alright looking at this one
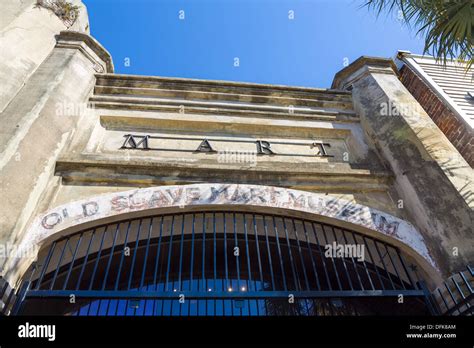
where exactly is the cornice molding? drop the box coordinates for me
[55,31,114,73]
[332,56,398,90]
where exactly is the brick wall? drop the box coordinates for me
[399,66,473,167]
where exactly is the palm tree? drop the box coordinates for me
[364,0,473,68]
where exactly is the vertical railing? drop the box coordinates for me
[431,265,473,316]
[11,211,431,316]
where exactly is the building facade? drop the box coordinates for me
[397,51,474,167]
[0,1,472,316]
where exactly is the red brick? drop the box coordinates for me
[400,66,473,167]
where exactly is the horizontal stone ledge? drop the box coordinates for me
[90,94,355,115]
[95,109,360,129]
[99,115,357,138]
[91,102,357,122]
[95,73,352,98]
[55,156,393,181]
[93,85,355,109]
[60,173,392,193]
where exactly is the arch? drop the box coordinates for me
[16,210,434,316]
[6,184,439,287]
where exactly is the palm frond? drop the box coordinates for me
[364,0,473,69]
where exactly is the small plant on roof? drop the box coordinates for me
[36,0,80,28]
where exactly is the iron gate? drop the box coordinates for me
[13,211,434,315]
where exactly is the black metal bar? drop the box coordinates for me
[114,221,132,290]
[291,218,310,291]
[128,219,143,290]
[164,215,175,291]
[223,213,229,292]
[201,213,206,292]
[101,224,120,290]
[88,226,110,313]
[104,298,112,316]
[12,263,37,315]
[252,214,264,290]
[444,282,460,315]
[212,212,217,314]
[63,233,83,290]
[139,218,154,290]
[242,214,253,289]
[373,240,396,290]
[330,227,353,290]
[36,241,57,290]
[123,134,329,147]
[49,239,70,290]
[340,229,363,290]
[262,215,276,290]
[177,214,185,291]
[77,230,96,290]
[444,293,474,316]
[302,221,321,291]
[272,216,288,291]
[232,214,243,315]
[349,232,375,290]
[189,214,196,291]
[321,224,342,290]
[451,276,467,300]
[233,213,241,290]
[394,245,416,289]
[417,281,438,316]
[437,288,450,312]
[310,222,332,290]
[25,289,427,299]
[383,243,405,290]
[153,216,165,289]
[459,271,473,294]
[362,236,385,290]
[243,214,258,314]
[450,276,471,314]
[213,213,217,290]
[282,217,299,290]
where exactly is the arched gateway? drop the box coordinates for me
[8,184,439,316]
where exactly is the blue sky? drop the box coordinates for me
[83,0,426,88]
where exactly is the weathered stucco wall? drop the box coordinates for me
[0,31,113,277]
[50,73,403,218]
[333,57,474,277]
[0,0,89,113]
